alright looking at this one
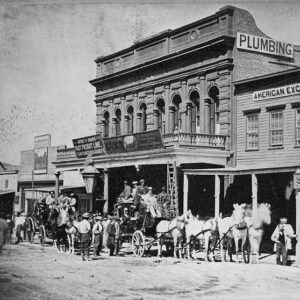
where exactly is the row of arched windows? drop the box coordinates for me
[102,87,220,137]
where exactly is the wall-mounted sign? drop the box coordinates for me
[34,134,51,149]
[73,134,105,158]
[34,147,48,174]
[237,32,294,59]
[253,83,300,101]
[104,130,164,155]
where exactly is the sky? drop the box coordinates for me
[1,0,300,165]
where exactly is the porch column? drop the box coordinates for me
[251,173,258,218]
[54,171,61,201]
[153,109,159,130]
[103,169,109,214]
[124,114,129,134]
[186,101,192,133]
[183,173,189,213]
[214,174,221,218]
[204,98,211,134]
[169,105,175,133]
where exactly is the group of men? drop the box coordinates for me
[118,179,171,219]
[76,212,120,261]
[45,191,77,214]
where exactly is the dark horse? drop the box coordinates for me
[54,206,71,252]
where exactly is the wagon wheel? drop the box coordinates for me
[132,230,145,257]
[243,238,251,264]
[27,217,35,243]
[39,225,46,246]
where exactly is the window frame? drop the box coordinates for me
[269,109,284,148]
[246,113,259,151]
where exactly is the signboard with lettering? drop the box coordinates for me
[73,135,105,158]
[104,130,164,154]
[293,172,300,190]
[34,134,51,149]
[34,147,48,174]
[237,32,294,59]
[253,83,300,101]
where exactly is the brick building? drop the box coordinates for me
[54,4,300,246]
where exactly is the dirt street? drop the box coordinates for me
[1,242,300,300]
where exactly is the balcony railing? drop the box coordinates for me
[162,132,227,149]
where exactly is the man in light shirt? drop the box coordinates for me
[78,213,91,261]
[92,216,103,257]
[142,187,160,218]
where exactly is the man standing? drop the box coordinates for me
[156,186,170,217]
[46,191,55,207]
[271,217,297,265]
[14,212,25,244]
[142,187,160,218]
[106,216,119,256]
[92,216,103,258]
[78,213,91,261]
[118,180,132,201]
[133,179,148,219]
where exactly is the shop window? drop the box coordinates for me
[190,91,200,133]
[157,98,166,134]
[246,114,259,150]
[269,110,284,147]
[296,108,300,146]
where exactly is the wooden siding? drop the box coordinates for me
[236,91,300,167]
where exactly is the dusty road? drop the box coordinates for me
[1,242,300,300]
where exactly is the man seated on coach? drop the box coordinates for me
[118,180,132,202]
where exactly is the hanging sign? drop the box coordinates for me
[237,32,294,59]
[73,134,105,158]
[253,83,300,101]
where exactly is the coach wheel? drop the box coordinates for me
[39,225,46,246]
[132,230,145,257]
[243,239,251,264]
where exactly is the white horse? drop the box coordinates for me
[65,218,80,255]
[156,216,186,258]
[245,203,271,263]
[218,203,248,262]
[183,210,218,260]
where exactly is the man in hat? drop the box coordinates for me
[92,216,103,257]
[131,181,138,199]
[157,186,170,218]
[142,187,160,218]
[105,216,119,256]
[69,193,77,214]
[118,180,132,202]
[133,179,148,219]
[78,213,91,261]
[46,191,55,207]
[271,217,297,265]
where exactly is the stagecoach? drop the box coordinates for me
[114,198,178,257]
[25,200,57,246]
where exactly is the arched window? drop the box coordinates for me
[115,108,121,136]
[156,98,165,133]
[127,106,134,134]
[208,86,220,134]
[103,111,110,137]
[140,103,147,132]
[172,94,182,132]
[189,90,200,133]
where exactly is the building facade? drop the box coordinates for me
[55,5,300,245]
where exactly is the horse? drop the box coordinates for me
[217,203,248,262]
[182,210,218,260]
[156,215,186,258]
[65,216,80,255]
[245,203,272,263]
[55,204,71,252]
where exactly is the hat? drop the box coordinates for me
[148,187,152,190]
[132,181,138,185]
[124,180,128,184]
[140,179,145,183]
[161,186,166,190]
[95,216,102,221]
[70,193,75,196]
[82,213,90,218]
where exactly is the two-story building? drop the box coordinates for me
[55,6,300,225]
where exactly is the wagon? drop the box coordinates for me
[114,200,177,257]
